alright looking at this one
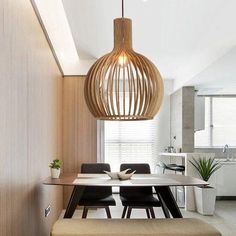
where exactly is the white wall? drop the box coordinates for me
[155,80,173,162]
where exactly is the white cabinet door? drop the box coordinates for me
[214,164,236,196]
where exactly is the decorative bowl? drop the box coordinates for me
[118,170,136,180]
[104,168,135,180]
[103,171,119,179]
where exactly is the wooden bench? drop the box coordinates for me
[51,218,221,236]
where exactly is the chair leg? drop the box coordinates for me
[150,207,156,219]
[82,207,88,218]
[146,208,151,218]
[105,207,112,218]
[121,206,127,218]
[126,207,132,218]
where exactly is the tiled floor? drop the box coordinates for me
[60,195,236,236]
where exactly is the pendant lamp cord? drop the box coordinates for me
[121,0,125,45]
[122,0,124,18]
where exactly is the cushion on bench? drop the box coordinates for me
[51,218,221,236]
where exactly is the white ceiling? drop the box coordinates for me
[62,0,236,91]
[186,46,236,93]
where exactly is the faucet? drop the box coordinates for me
[222,144,230,161]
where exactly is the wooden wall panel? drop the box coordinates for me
[0,0,63,235]
[63,76,97,207]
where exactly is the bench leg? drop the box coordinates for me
[64,186,85,218]
[105,207,112,218]
[126,207,132,218]
[121,206,127,218]
[146,208,151,218]
[155,186,182,218]
[150,207,155,219]
[82,207,88,218]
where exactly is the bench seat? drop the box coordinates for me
[51,218,221,236]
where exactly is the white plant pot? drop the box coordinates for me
[194,186,216,215]
[51,168,61,178]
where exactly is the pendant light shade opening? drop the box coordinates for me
[84,18,164,121]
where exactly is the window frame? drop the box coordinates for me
[195,96,236,148]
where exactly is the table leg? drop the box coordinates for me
[154,186,183,218]
[64,186,85,218]
[156,191,170,218]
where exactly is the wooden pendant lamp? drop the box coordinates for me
[84,0,164,120]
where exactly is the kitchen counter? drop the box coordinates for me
[215,158,236,164]
[159,152,187,157]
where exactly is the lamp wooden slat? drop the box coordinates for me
[84,18,164,121]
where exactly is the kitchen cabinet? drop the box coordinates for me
[210,162,236,196]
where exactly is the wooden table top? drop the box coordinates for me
[43,173,208,187]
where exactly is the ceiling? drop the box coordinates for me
[62,0,236,92]
[32,0,236,93]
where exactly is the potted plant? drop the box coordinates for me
[189,157,221,215]
[49,159,62,178]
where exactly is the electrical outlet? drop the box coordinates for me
[45,205,51,217]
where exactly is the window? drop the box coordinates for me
[195,97,212,147]
[104,120,158,172]
[195,97,236,147]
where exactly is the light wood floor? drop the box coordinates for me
[60,194,236,236]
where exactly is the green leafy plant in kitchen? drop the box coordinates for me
[189,157,221,182]
[49,159,62,170]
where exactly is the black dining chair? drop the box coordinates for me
[78,163,116,218]
[119,163,162,219]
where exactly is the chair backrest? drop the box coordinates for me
[120,163,152,197]
[81,163,110,174]
[81,163,112,199]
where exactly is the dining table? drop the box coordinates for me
[43,173,208,219]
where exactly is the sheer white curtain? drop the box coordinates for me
[103,119,158,172]
[97,82,172,172]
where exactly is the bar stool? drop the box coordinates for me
[157,162,185,174]
[157,161,185,206]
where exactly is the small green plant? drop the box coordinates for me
[49,159,62,169]
[189,157,221,182]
